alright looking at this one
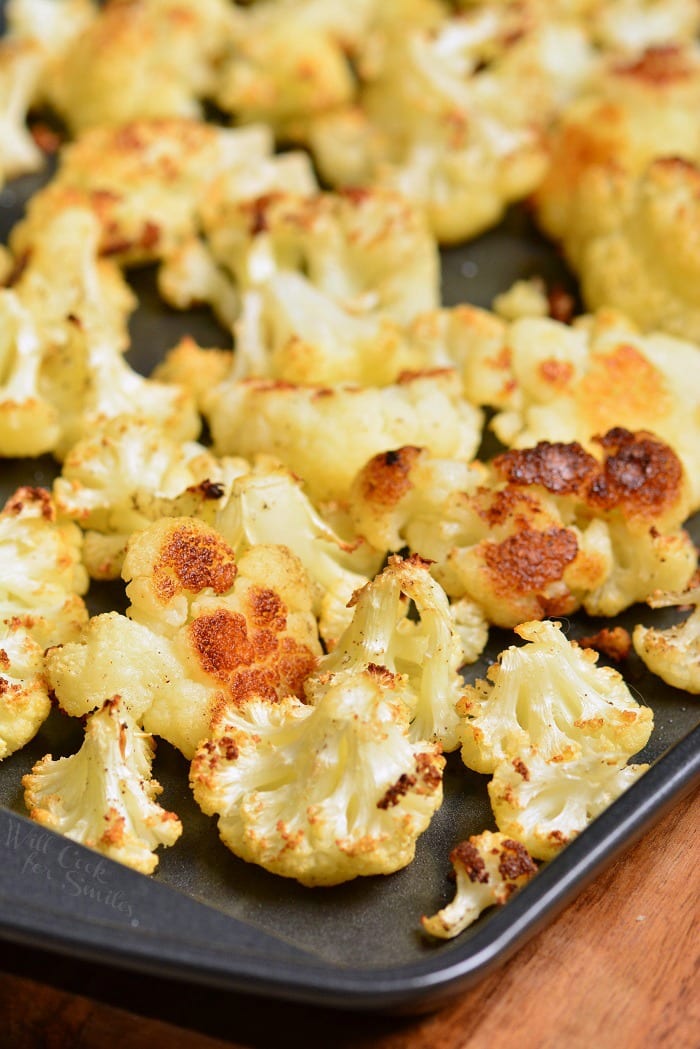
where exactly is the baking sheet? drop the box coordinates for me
[0,163,698,1012]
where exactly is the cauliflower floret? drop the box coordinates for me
[200,187,440,327]
[632,587,700,694]
[348,445,611,629]
[23,696,182,874]
[479,310,700,513]
[40,0,234,133]
[306,555,471,750]
[0,290,61,457]
[492,430,698,615]
[459,620,654,774]
[309,6,594,242]
[190,666,444,886]
[150,337,234,412]
[421,830,537,939]
[47,518,322,758]
[54,418,249,579]
[488,747,649,861]
[213,0,374,140]
[0,627,51,760]
[0,38,44,183]
[205,370,483,503]
[0,487,88,648]
[10,119,279,266]
[213,459,381,649]
[6,0,96,56]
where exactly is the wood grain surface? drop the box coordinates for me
[1,786,698,1049]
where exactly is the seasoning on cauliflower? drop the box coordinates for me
[0,486,88,648]
[53,417,249,579]
[459,619,654,774]
[213,0,374,141]
[10,118,283,267]
[48,517,321,757]
[213,458,381,649]
[38,0,234,133]
[23,696,182,874]
[306,554,471,750]
[0,627,51,760]
[488,746,649,862]
[632,586,700,694]
[421,830,537,939]
[205,370,483,503]
[190,665,444,886]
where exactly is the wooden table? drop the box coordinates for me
[1,786,698,1049]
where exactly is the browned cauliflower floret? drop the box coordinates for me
[10,118,280,267]
[47,518,322,758]
[421,830,537,939]
[0,38,44,184]
[633,586,700,694]
[0,627,51,761]
[23,696,182,874]
[40,0,234,133]
[190,665,444,886]
[533,44,700,340]
[205,370,483,504]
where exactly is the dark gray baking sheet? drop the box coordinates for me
[0,160,698,1014]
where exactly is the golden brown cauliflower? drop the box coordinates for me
[633,586,700,694]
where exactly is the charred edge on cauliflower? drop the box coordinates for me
[153,522,237,601]
[357,446,422,507]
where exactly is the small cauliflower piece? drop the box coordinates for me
[488,747,648,862]
[23,696,182,874]
[0,627,51,760]
[213,0,374,141]
[190,666,444,886]
[151,337,233,411]
[633,587,700,694]
[0,38,44,183]
[54,418,248,579]
[0,487,88,648]
[205,370,483,503]
[41,0,234,133]
[213,459,380,649]
[421,830,537,939]
[459,620,654,774]
[307,555,471,750]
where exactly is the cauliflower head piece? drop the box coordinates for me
[421,830,537,939]
[459,620,654,773]
[205,370,483,503]
[0,487,88,648]
[0,38,44,184]
[488,747,649,861]
[632,587,700,694]
[0,627,51,761]
[23,696,182,874]
[190,665,444,886]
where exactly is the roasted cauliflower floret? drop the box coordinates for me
[633,587,700,694]
[488,747,649,861]
[306,555,471,750]
[0,487,88,648]
[205,370,483,503]
[190,665,444,886]
[0,38,44,184]
[459,620,654,774]
[23,696,182,874]
[421,830,537,939]
[11,119,280,267]
[213,460,380,649]
[0,627,51,760]
[480,310,700,513]
[213,0,374,141]
[54,418,249,579]
[309,5,594,242]
[40,0,234,133]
